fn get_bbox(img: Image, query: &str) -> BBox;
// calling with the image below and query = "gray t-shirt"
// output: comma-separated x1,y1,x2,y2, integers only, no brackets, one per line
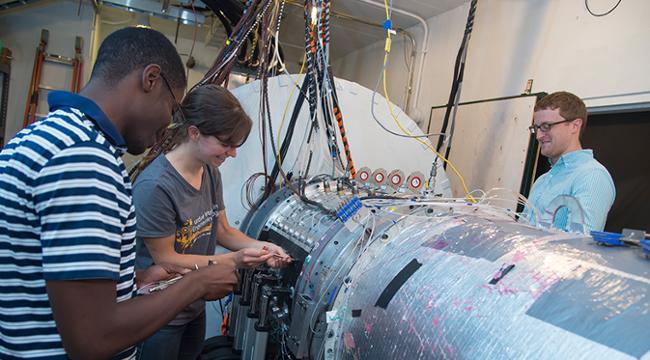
133,154,225,325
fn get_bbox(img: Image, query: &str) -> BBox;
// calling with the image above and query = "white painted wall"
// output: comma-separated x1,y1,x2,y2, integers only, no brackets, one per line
328,32,416,119
333,0,650,124
0,0,96,141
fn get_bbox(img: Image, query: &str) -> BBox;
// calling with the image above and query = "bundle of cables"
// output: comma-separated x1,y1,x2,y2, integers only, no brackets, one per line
256,0,357,212
196,0,282,88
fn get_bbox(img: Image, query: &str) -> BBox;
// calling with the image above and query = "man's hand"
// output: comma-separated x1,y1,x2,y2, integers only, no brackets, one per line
136,263,191,289
46,261,235,359
194,262,239,300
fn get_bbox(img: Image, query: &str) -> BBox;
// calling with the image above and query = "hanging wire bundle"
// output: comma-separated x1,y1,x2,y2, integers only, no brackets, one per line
299,0,354,180
247,0,357,207
196,0,283,88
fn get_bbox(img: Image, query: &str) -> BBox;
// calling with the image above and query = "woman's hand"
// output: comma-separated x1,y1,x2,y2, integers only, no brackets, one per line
259,242,293,268
225,248,274,268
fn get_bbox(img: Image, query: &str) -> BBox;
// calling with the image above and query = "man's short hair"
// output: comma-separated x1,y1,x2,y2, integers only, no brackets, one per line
91,27,186,89
534,91,588,135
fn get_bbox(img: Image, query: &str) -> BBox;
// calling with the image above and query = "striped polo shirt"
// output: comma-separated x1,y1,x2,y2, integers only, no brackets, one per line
0,91,137,359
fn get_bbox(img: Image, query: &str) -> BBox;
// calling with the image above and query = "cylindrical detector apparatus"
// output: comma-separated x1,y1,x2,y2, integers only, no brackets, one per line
232,181,650,359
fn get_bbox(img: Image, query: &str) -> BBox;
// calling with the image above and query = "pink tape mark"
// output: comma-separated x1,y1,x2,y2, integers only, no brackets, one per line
431,316,440,327
364,321,373,333
344,332,356,350
511,250,527,262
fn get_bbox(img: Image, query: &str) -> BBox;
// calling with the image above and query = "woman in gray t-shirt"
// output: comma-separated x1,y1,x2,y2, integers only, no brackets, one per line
130,85,291,360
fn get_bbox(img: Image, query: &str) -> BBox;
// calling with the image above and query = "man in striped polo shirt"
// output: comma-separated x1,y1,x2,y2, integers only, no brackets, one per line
0,27,237,359
525,91,615,231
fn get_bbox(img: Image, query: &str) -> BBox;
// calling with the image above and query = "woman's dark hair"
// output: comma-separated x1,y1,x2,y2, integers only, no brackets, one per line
130,84,252,180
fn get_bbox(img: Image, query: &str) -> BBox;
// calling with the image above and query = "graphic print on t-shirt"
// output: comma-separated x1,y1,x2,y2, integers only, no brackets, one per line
176,204,221,251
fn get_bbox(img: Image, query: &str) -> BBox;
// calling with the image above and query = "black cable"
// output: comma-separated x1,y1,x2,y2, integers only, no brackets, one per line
319,89,345,173
323,68,349,173
296,113,317,179
260,78,270,199
212,8,234,36
262,91,336,216
442,59,467,163
202,0,244,27
301,194,336,216
237,36,250,63
434,0,478,167
585,0,622,17
268,76,310,187
263,78,275,189
308,45,341,175
307,173,335,184
434,30,466,150
261,72,320,214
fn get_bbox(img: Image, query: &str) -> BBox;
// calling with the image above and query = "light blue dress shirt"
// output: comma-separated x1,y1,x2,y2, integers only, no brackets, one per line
524,149,615,232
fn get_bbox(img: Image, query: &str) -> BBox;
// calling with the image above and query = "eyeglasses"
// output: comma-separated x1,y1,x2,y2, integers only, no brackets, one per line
160,72,185,123
528,118,575,134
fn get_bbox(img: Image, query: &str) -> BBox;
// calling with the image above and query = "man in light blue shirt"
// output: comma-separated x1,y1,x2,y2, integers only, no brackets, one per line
525,91,615,232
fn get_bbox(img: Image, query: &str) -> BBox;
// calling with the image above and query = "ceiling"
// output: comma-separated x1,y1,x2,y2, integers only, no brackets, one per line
278,0,468,68
1,0,467,71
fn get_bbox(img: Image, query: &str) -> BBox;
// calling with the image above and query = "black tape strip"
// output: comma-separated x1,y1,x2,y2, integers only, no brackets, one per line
351,309,362,318
375,259,422,309
489,264,515,285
